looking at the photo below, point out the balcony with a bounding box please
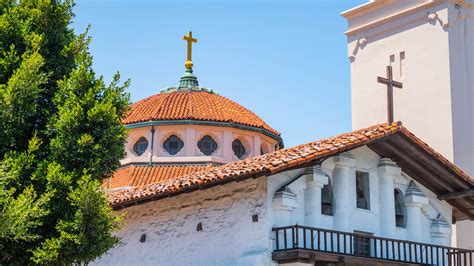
[272,225,474,265]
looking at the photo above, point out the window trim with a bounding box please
[163,135,184,155]
[133,137,149,156]
[355,171,371,210]
[197,135,218,156]
[394,188,407,228]
[321,178,334,216]
[232,139,246,159]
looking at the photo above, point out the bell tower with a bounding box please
[342,0,474,248]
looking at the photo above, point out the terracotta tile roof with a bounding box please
[106,164,215,189]
[109,122,474,217]
[122,91,280,137]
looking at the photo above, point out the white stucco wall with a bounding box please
[345,1,455,161]
[269,147,453,246]
[449,1,474,249]
[96,146,456,265]
[94,178,273,266]
[343,0,474,248]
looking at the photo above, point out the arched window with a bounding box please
[356,171,370,210]
[394,189,406,227]
[321,179,333,215]
[133,137,149,156]
[163,135,184,155]
[197,135,217,155]
[232,139,246,159]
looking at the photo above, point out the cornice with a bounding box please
[341,0,391,19]
[343,0,444,37]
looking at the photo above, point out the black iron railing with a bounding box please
[272,225,474,266]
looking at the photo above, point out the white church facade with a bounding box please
[93,1,474,265]
[98,121,474,265]
[342,0,474,250]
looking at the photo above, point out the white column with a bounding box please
[405,181,429,242]
[272,189,297,227]
[332,152,356,232]
[304,165,329,227]
[431,215,452,246]
[185,127,196,156]
[378,158,401,238]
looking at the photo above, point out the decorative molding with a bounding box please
[305,165,329,188]
[341,0,392,19]
[427,11,449,30]
[333,152,356,168]
[431,214,452,237]
[349,38,368,63]
[273,189,298,210]
[343,0,443,36]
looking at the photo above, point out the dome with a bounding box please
[123,89,281,141]
[110,31,284,191]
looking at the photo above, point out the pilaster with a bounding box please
[273,188,297,227]
[332,152,356,232]
[223,131,233,161]
[185,127,196,156]
[405,181,429,242]
[304,165,329,227]
[378,158,401,238]
[431,214,452,247]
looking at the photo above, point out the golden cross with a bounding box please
[183,31,197,69]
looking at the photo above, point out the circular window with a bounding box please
[232,139,246,159]
[197,135,218,156]
[163,135,184,155]
[133,137,149,156]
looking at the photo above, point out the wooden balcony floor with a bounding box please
[273,249,422,266]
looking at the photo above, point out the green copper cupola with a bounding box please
[179,68,199,88]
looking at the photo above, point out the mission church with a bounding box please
[94,1,474,265]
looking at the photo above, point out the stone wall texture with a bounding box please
[93,178,272,265]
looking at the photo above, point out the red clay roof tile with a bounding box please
[109,122,474,214]
[106,164,215,189]
[122,91,280,136]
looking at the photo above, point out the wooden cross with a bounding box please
[182,31,197,67]
[377,66,403,124]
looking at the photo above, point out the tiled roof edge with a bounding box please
[109,122,404,209]
[109,121,474,210]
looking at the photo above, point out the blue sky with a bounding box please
[73,0,366,148]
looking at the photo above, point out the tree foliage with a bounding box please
[0,0,130,264]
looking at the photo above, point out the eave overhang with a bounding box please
[110,122,474,221]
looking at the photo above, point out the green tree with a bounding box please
[0,0,130,264]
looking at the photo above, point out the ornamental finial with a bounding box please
[183,31,197,69]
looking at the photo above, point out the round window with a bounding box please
[133,137,149,156]
[163,135,184,155]
[232,139,246,159]
[197,135,218,156]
